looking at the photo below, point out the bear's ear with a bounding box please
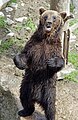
[60,12,67,19]
[39,7,46,15]
[60,12,74,22]
[64,14,74,22]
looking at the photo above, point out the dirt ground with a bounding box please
[0,0,78,120]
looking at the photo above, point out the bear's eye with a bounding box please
[52,16,56,22]
[44,15,48,21]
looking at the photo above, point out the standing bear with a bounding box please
[13,7,72,120]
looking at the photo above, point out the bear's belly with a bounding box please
[31,43,53,71]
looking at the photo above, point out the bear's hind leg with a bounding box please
[18,81,35,117]
[41,84,56,120]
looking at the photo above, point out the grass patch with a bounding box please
[14,18,36,32]
[7,0,17,6]
[10,0,17,3]
[73,28,78,35]
[69,19,78,26]
[65,52,78,82]
[8,0,17,3]
[65,71,78,82]
[0,16,6,28]
[23,18,36,32]
[15,25,22,31]
[0,38,24,54]
[70,3,75,13]
[68,52,78,69]
[0,39,14,54]
[69,19,78,35]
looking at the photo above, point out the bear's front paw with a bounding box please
[47,56,65,72]
[18,108,34,117]
[18,109,27,117]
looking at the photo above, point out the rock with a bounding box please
[2,32,14,41]
[0,12,4,17]
[0,40,2,45]
[15,17,27,23]
[6,18,14,25]
[0,0,10,10]
[10,2,18,10]
[75,44,78,50]
[5,7,13,12]
[57,63,75,80]
[21,2,25,7]
[21,1,25,7]
[0,86,19,120]
[6,14,11,18]
[0,56,23,112]
[76,43,78,47]
[7,32,14,37]
[70,32,76,42]
[26,27,31,31]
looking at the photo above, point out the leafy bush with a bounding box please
[0,16,6,28]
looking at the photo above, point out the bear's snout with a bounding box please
[45,22,52,32]
[46,22,52,28]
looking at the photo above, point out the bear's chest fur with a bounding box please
[30,37,62,71]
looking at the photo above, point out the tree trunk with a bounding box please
[50,0,70,13]
[50,0,71,64]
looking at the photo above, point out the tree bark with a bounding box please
[50,0,70,13]
[50,0,71,64]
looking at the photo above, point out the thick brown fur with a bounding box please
[13,8,72,120]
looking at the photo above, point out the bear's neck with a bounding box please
[35,26,62,45]
[46,31,62,45]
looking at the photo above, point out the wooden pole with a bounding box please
[66,29,70,64]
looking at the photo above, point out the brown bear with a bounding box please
[13,7,72,120]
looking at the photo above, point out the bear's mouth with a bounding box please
[45,27,52,32]
[45,23,52,32]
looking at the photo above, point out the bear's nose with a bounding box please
[46,22,52,28]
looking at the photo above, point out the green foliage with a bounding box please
[11,0,17,2]
[65,71,78,82]
[0,39,14,54]
[68,52,78,69]
[70,3,75,12]
[15,25,22,31]
[24,18,36,32]
[0,16,6,28]
[65,52,78,82]
[7,0,17,6]
[0,38,24,54]
[9,0,17,3]
[69,19,78,26]
[73,28,78,35]
[69,19,78,35]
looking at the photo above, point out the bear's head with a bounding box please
[39,7,73,35]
